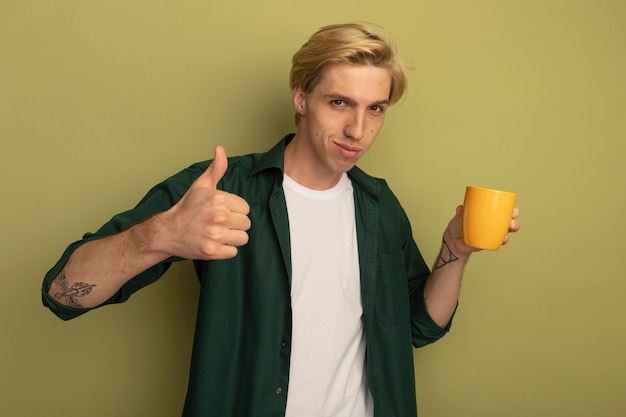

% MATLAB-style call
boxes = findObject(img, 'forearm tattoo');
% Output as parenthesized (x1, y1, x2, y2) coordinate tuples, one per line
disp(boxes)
(52, 269, 96, 307)
(435, 238, 459, 270)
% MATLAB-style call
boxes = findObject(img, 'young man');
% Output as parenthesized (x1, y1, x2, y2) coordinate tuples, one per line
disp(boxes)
(42, 23, 520, 417)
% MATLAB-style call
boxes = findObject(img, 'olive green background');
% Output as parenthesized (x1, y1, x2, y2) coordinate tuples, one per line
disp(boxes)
(2, 1, 625, 416)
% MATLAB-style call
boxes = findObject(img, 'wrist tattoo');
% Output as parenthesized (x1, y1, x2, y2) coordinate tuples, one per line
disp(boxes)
(52, 269, 96, 308)
(435, 238, 459, 270)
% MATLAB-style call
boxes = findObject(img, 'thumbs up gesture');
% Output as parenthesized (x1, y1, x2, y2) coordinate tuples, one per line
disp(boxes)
(157, 146, 251, 260)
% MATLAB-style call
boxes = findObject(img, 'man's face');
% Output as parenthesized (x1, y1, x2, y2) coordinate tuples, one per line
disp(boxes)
(291, 63, 392, 187)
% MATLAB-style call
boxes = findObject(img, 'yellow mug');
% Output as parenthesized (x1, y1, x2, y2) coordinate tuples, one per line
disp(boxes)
(462, 186, 517, 250)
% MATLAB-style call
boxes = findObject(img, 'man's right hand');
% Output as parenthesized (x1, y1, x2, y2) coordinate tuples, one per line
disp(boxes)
(154, 145, 251, 260)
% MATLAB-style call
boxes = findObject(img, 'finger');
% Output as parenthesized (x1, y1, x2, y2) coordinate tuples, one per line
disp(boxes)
(205, 244, 240, 260)
(224, 229, 250, 247)
(229, 211, 252, 231)
(224, 194, 251, 216)
(208, 227, 249, 252)
(455, 205, 463, 217)
(196, 145, 229, 190)
(197, 224, 249, 260)
(512, 207, 520, 219)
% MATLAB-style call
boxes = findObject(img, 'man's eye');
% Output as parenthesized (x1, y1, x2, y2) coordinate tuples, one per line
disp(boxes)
(332, 100, 344, 106)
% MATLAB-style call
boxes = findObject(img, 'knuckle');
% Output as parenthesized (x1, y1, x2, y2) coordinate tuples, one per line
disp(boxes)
(199, 241, 223, 259)
(208, 211, 229, 225)
(210, 192, 228, 206)
(205, 227, 226, 243)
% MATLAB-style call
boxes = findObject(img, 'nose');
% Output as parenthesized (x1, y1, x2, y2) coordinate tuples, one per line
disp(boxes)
(344, 110, 366, 140)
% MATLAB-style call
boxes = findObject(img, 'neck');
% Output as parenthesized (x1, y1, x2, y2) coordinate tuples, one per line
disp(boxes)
(284, 134, 342, 190)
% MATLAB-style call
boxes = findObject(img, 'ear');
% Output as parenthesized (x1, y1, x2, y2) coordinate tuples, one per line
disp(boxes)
(292, 85, 306, 116)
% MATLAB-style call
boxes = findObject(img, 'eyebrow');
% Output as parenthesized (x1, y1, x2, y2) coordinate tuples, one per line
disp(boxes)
(324, 93, 390, 108)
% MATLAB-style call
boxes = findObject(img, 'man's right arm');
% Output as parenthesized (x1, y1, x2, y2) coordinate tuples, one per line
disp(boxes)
(47, 145, 251, 311)
(49, 214, 171, 309)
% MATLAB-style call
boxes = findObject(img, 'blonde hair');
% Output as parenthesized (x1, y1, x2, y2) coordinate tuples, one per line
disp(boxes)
(290, 22, 407, 125)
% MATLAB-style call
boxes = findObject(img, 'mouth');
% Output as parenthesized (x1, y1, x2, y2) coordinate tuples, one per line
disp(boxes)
(333, 142, 361, 159)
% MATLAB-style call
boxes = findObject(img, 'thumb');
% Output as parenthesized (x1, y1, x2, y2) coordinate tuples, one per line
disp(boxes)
(200, 145, 228, 189)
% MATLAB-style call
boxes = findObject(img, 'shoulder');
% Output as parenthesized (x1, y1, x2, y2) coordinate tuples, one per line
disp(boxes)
(167, 151, 267, 187)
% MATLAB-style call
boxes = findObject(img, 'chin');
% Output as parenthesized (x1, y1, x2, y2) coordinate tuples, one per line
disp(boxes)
(334, 162, 357, 173)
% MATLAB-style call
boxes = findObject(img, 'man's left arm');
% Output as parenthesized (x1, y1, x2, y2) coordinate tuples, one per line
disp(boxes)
(424, 206, 520, 328)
